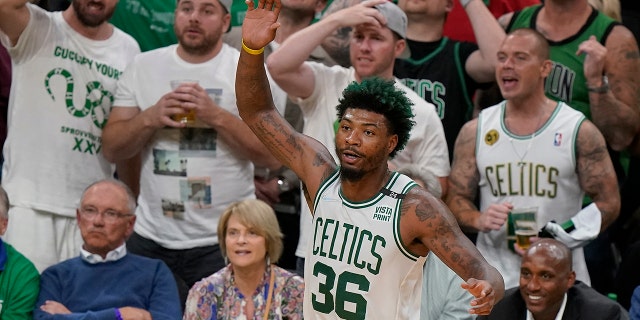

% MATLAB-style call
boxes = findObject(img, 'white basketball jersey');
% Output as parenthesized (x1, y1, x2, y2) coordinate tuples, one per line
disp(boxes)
(304, 171, 426, 320)
(475, 101, 589, 288)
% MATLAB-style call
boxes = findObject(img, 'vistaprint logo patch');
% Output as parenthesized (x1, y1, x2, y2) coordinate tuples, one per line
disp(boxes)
(373, 206, 392, 222)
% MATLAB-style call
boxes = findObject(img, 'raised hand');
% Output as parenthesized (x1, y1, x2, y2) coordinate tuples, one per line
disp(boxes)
(577, 35, 607, 85)
(242, 0, 282, 50)
(325, 0, 387, 29)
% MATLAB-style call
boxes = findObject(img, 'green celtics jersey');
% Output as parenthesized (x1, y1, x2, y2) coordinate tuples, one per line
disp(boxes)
(304, 171, 426, 320)
(507, 5, 619, 120)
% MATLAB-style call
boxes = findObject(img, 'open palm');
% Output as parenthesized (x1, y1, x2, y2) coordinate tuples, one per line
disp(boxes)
(242, 0, 281, 50)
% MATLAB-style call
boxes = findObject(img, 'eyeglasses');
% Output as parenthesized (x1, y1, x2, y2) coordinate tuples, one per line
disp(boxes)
(79, 207, 133, 223)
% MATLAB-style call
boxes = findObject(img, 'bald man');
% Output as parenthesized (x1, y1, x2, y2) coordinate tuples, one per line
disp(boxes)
(479, 238, 628, 320)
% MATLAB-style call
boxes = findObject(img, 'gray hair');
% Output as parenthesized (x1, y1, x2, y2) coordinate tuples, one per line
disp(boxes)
(80, 179, 137, 214)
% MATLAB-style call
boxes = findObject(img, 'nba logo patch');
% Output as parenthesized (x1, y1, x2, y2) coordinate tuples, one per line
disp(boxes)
(554, 133, 562, 146)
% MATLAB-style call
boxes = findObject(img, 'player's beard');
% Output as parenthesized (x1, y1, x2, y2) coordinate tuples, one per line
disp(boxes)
(340, 166, 365, 182)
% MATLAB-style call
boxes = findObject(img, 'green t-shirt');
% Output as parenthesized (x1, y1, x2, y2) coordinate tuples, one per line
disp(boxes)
(0, 242, 40, 319)
(507, 5, 618, 120)
(110, 0, 178, 52)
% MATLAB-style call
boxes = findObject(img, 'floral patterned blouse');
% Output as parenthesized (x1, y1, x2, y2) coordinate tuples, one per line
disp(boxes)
(183, 264, 304, 320)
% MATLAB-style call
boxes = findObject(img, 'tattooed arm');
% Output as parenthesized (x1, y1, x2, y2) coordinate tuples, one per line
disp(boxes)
(238, 0, 337, 203)
(446, 119, 512, 232)
(581, 26, 640, 151)
(576, 120, 620, 230)
(401, 187, 505, 316)
(267, 0, 386, 98)
(318, 0, 361, 67)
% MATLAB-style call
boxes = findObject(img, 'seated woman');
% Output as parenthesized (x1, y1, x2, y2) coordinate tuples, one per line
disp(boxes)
(183, 199, 304, 320)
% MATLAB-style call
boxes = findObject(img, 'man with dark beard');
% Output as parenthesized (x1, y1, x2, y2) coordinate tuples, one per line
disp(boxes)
(101, 0, 286, 307)
(0, 0, 139, 272)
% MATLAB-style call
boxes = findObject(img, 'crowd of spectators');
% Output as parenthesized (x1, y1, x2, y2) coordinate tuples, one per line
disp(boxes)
(1, 0, 640, 318)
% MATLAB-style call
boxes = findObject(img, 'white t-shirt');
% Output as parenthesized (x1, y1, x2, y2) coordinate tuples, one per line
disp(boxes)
(294, 63, 450, 258)
(114, 44, 285, 249)
(0, 4, 140, 216)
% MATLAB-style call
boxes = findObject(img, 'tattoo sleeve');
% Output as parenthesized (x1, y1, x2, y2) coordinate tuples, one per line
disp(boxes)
(590, 28, 640, 150)
(319, 0, 358, 67)
(576, 121, 620, 230)
(446, 121, 482, 231)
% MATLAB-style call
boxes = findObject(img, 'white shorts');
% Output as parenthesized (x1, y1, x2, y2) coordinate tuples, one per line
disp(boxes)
(3, 206, 82, 272)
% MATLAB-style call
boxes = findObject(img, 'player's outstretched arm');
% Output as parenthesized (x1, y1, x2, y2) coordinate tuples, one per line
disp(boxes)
(402, 187, 505, 315)
(236, 0, 337, 204)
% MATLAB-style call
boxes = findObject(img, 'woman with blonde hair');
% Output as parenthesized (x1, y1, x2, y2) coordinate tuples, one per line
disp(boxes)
(184, 199, 304, 320)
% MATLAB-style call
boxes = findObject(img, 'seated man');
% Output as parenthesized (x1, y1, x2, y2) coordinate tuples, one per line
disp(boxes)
(479, 238, 628, 320)
(34, 179, 181, 320)
(0, 186, 39, 319)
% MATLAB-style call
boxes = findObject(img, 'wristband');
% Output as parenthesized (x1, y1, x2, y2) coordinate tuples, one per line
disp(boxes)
(242, 40, 265, 55)
(460, 0, 473, 8)
(115, 308, 123, 320)
(587, 75, 609, 93)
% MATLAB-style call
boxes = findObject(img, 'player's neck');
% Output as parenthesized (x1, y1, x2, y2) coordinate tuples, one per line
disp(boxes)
(340, 168, 391, 202)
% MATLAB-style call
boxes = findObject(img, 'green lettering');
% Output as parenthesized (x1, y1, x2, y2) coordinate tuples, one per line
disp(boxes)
(328, 220, 340, 260)
(319, 219, 335, 258)
(535, 164, 546, 197)
(312, 218, 323, 255)
(339, 223, 354, 262)
(368, 235, 385, 275)
(496, 164, 507, 196)
(547, 167, 559, 198)
(485, 166, 498, 197)
(353, 230, 372, 270)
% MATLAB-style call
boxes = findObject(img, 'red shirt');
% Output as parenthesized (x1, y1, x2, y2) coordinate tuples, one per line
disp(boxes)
(443, 0, 541, 43)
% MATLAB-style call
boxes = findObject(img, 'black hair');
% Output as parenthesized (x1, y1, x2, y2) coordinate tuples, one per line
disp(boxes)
(336, 77, 415, 158)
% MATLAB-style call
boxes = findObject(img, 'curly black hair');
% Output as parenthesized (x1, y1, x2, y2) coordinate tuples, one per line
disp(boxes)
(336, 77, 415, 158)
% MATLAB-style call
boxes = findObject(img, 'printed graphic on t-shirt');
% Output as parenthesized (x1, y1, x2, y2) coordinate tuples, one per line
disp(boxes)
(153, 149, 187, 176)
(45, 65, 118, 156)
(161, 198, 185, 220)
(181, 177, 212, 209)
(178, 127, 217, 157)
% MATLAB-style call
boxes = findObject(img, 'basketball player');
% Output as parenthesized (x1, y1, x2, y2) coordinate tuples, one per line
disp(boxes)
(234, 0, 506, 318)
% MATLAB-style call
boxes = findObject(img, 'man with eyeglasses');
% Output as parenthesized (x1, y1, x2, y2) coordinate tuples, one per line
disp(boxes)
(33, 179, 181, 320)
